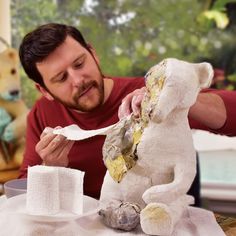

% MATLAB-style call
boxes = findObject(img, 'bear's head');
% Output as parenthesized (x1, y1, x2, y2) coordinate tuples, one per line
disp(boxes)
(0, 48, 21, 101)
(144, 58, 214, 123)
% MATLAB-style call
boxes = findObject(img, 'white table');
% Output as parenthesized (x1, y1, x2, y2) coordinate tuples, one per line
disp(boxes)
(0, 193, 225, 236)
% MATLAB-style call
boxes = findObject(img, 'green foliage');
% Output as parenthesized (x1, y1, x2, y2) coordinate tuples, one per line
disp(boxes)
(10, 0, 236, 107)
(212, 0, 236, 10)
(11, 0, 63, 107)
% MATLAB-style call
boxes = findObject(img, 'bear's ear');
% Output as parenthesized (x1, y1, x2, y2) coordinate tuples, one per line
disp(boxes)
(197, 62, 214, 89)
(0, 48, 19, 64)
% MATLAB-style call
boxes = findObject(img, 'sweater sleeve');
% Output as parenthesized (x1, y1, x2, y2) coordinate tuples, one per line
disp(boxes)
(189, 89, 236, 136)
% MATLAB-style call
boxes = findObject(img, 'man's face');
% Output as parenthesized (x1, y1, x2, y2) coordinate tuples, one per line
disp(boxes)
(36, 36, 104, 112)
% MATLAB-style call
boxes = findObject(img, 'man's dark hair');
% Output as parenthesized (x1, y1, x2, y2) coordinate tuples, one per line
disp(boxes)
(19, 23, 91, 87)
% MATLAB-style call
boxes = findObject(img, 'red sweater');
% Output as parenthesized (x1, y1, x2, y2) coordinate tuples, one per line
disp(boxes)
(19, 77, 145, 198)
(19, 77, 236, 199)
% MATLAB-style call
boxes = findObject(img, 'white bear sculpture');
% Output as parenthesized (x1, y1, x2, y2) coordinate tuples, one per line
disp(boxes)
(99, 58, 213, 235)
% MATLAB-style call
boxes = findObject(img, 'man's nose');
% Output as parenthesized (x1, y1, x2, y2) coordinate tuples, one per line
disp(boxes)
(68, 68, 81, 86)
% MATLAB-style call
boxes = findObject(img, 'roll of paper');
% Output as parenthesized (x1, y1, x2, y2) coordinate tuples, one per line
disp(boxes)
(58, 167, 85, 215)
(26, 165, 60, 215)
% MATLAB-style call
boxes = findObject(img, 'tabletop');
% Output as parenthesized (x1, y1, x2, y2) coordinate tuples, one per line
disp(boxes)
(215, 213, 236, 236)
(0, 195, 233, 236)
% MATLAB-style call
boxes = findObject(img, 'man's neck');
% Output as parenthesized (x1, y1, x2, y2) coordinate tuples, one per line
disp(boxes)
(103, 77, 114, 104)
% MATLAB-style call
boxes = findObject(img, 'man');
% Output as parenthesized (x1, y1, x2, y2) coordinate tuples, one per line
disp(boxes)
(19, 23, 236, 202)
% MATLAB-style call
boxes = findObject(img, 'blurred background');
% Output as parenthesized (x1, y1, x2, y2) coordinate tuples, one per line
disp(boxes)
(0, 0, 236, 218)
(7, 0, 236, 107)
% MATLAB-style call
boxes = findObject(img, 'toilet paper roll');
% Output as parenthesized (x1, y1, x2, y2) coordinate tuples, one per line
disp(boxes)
(26, 165, 60, 215)
(58, 167, 85, 215)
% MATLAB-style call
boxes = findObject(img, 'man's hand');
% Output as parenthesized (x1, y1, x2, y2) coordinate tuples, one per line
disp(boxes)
(35, 127, 75, 167)
(118, 87, 146, 119)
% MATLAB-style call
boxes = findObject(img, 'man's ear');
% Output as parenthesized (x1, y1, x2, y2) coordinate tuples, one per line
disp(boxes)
(35, 83, 54, 101)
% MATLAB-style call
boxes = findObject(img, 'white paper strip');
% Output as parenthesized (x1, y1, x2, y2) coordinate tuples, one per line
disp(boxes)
(53, 124, 116, 141)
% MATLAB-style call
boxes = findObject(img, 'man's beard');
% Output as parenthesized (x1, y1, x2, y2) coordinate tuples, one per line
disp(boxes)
(48, 79, 105, 112)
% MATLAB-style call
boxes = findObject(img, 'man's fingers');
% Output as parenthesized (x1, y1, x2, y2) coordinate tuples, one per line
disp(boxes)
(40, 127, 53, 139)
(47, 140, 75, 166)
(118, 87, 147, 119)
(43, 135, 67, 154)
(36, 126, 74, 167)
(40, 126, 62, 139)
(36, 133, 57, 153)
(36, 134, 67, 162)
(118, 99, 131, 119)
(118, 92, 134, 119)
(131, 94, 143, 117)
(38, 126, 63, 150)
(54, 139, 75, 157)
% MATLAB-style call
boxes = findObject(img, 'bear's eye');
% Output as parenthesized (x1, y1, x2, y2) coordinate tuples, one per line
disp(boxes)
(11, 68, 16, 75)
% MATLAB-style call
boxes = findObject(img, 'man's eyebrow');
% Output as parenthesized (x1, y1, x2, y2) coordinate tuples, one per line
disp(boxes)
(50, 54, 86, 82)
